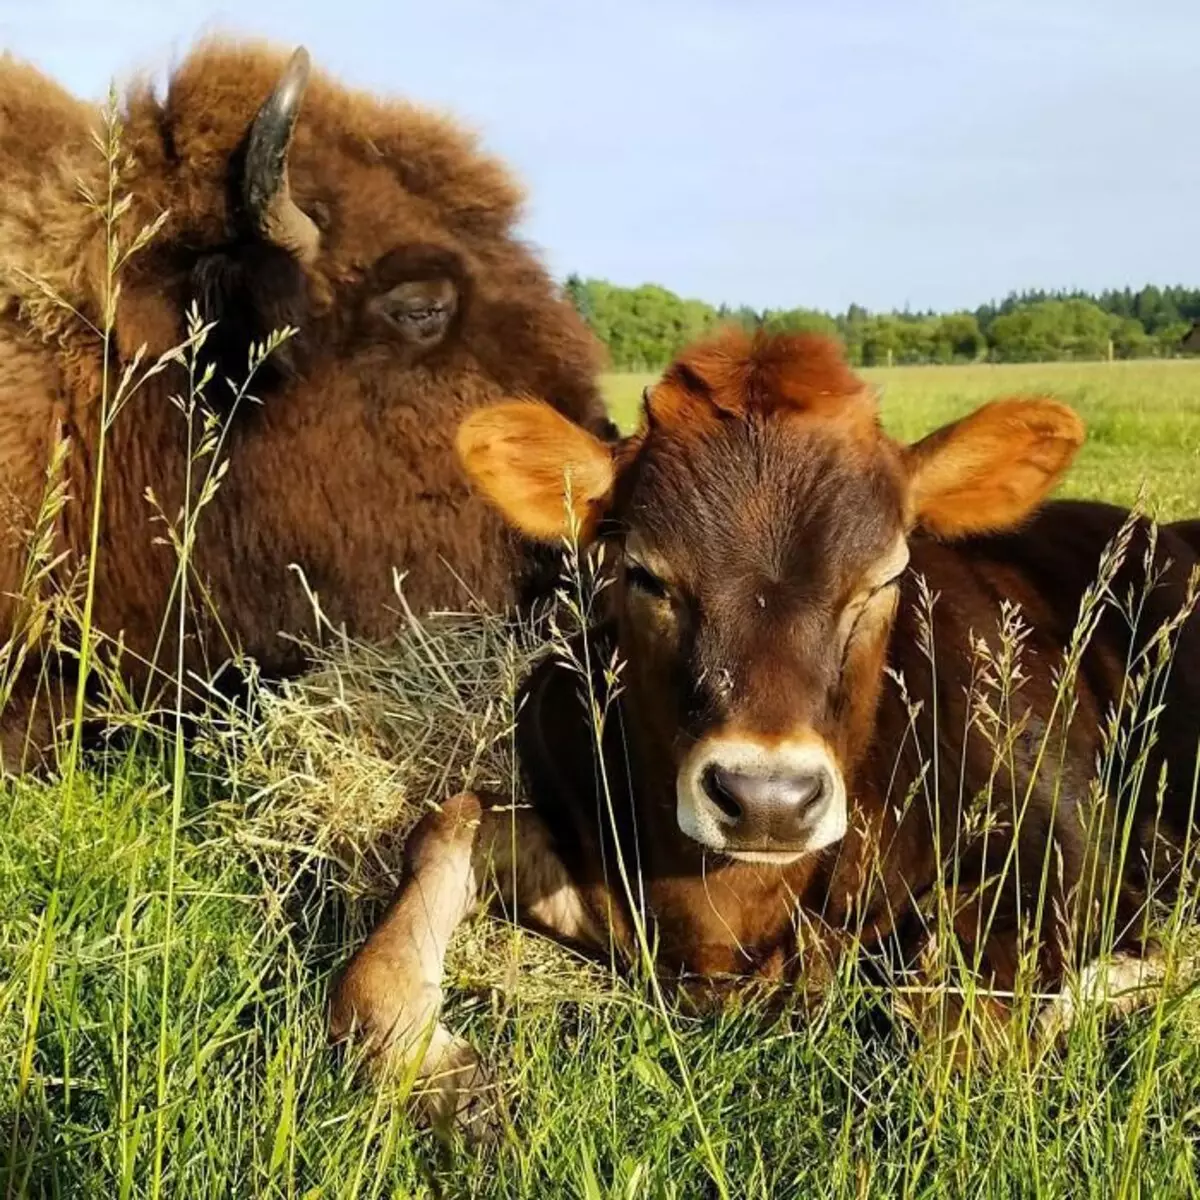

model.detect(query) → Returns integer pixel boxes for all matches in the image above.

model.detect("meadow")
[604,359,1200,519]
[2,359,1200,1199]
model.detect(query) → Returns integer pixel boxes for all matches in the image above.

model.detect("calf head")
[459,331,1084,862]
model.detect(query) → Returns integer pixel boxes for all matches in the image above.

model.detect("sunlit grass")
[5,600,1200,1195]
[603,358,1200,520]
[4,362,1200,1194]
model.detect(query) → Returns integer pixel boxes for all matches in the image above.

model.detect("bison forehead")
[126,40,527,251]
[622,415,905,601]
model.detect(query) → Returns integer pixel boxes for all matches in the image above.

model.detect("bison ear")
[903,398,1085,539]
[456,401,616,542]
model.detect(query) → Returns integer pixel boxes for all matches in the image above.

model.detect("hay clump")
[196,601,535,904]
[190,595,617,999]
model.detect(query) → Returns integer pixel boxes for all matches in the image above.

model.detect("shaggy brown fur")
[0,41,610,767]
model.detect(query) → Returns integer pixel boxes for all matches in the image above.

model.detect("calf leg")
[329,790,602,1139]
[890,932,1014,1069]
[898,937,1192,1063]
[1034,946,1197,1046]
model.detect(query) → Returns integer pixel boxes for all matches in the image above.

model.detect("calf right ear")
[456,401,616,542]
[903,397,1085,538]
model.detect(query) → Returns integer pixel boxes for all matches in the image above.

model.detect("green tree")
[935,313,985,362]
[859,315,902,366]
[1157,320,1193,356]
[988,299,1112,362]
[762,308,839,338]
[1111,317,1151,359]
[560,275,1198,369]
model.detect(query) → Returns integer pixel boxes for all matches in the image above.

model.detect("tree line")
[563,277,1200,370]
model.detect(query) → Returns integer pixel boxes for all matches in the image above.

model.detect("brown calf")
[331,331,1200,1135]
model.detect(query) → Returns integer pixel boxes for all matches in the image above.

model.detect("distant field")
[603,359,1200,520]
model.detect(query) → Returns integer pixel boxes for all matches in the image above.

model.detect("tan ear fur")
[904,398,1085,539]
[455,401,615,542]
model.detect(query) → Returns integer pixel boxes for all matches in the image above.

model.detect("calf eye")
[368,277,458,348]
[859,575,902,610]
[841,576,903,646]
[626,561,669,600]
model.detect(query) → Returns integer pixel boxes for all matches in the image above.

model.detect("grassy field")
[2,360,1200,1199]
[604,358,1200,519]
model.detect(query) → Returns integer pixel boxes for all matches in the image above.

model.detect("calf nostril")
[792,771,826,812]
[702,764,743,822]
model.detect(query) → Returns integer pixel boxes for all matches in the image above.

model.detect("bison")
[1181,322,1200,353]
[331,329,1200,1135]
[0,41,609,768]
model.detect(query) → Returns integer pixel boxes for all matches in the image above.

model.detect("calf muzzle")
[677,735,848,862]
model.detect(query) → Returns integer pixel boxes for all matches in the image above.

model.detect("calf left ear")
[903,398,1085,539]
[456,401,617,542]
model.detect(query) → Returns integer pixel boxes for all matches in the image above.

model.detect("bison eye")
[368,278,458,348]
[626,561,669,600]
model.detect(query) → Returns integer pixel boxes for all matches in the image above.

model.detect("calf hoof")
[417,1035,505,1147]
[329,962,504,1147]
[1034,950,1168,1051]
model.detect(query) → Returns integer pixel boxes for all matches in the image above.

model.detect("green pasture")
[604,358,1200,520]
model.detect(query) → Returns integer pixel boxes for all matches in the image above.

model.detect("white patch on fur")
[873,534,911,585]
[1035,950,1180,1044]
[676,735,847,860]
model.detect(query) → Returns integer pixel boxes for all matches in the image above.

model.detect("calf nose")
[701,763,830,844]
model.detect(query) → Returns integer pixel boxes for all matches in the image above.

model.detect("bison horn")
[243,47,320,262]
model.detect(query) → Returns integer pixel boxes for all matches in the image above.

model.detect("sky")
[2,0,1197,314]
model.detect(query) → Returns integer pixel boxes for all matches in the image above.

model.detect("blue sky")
[3,0,1197,313]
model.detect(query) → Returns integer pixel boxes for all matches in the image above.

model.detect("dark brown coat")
[331,331,1200,1136]
[0,41,609,765]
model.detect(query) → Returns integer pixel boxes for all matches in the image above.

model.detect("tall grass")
[2,117,1200,1197]
[7,538,1200,1197]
